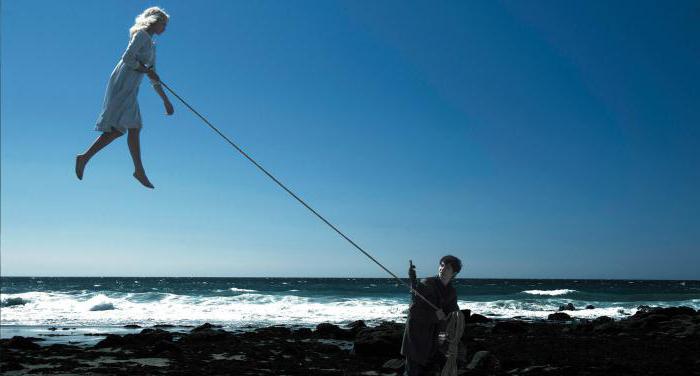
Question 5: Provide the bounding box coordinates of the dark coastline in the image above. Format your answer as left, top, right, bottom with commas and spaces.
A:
2, 306, 699, 375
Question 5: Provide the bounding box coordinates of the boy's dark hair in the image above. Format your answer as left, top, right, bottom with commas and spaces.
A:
440, 255, 462, 275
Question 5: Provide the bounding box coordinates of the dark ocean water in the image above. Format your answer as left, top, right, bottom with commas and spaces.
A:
2, 277, 699, 329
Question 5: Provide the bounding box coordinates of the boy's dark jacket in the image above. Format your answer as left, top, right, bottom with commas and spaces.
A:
400, 276, 459, 365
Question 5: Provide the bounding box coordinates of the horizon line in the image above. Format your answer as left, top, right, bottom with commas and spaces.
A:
1, 275, 698, 282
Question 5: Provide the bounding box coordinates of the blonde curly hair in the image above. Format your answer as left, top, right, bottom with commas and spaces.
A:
129, 6, 170, 37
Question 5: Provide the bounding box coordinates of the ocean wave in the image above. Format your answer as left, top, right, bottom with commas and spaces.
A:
458, 300, 636, 320
521, 289, 576, 296
2, 290, 698, 328
0, 291, 408, 327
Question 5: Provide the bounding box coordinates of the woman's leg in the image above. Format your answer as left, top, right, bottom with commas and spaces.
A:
127, 128, 154, 189
76, 130, 124, 179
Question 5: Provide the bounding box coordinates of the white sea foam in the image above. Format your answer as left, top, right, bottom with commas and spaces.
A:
2, 291, 698, 328
0, 291, 408, 327
229, 287, 257, 293
521, 289, 576, 296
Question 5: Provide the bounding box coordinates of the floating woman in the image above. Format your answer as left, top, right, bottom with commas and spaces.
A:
76, 7, 174, 189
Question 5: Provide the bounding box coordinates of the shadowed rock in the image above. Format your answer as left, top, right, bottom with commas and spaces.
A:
2, 336, 42, 350
255, 325, 292, 337
292, 327, 313, 338
467, 350, 500, 371
468, 313, 492, 323
492, 320, 528, 334
353, 322, 404, 356
631, 306, 697, 320
593, 316, 614, 325
548, 312, 572, 321
95, 329, 174, 349
559, 303, 575, 311
315, 322, 354, 340
347, 320, 367, 336
192, 323, 223, 332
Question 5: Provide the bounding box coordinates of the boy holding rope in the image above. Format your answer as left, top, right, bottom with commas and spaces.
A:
401, 255, 462, 376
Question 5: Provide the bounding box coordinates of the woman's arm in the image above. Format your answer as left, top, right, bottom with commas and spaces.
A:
151, 82, 174, 115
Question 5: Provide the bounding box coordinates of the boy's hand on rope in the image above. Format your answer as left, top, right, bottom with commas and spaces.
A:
436, 309, 446, 321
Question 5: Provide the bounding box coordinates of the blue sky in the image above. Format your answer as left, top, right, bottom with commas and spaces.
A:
2, 0, 698, 279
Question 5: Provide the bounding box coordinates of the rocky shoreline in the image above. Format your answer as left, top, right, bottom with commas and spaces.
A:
2, 306, 699, 375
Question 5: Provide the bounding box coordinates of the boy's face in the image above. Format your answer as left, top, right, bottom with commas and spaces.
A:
439, 261, 455, 280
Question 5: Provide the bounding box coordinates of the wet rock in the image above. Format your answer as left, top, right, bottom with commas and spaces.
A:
292, 327, 313, 339
89, 302, 115, 311
586, 305, 596, 309
1, 297, 28, 307
2, 336, 42, 350
94, 334, 124, 348
124, 324, 141, 329
353, 322, 404, 356
468, 313, 492, 323
315, 322, 353, 340
492, 320, 528, 334
548, 312, 572, 321
467, 350, 500, 371
192, 323, 222, 332
348, 320, 367, 335
559, 303, 575, 311
48, 326, 57, 331
593, 316, 614, 325
382, 358, 405, 370
632, 306, 697, 321
255, 325, 292, 337
0, 361, 23, 371
153, 324, 175, 328
593, 322, 621, 335
151, 339, 182, 357
185, 328, 231, 343
520, 365, 559, 374
314, 342, 342, 354
638, 314, 671, 329
94, 329, 174, 349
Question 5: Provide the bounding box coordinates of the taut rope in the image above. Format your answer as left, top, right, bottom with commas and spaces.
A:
159, 80, 440, 311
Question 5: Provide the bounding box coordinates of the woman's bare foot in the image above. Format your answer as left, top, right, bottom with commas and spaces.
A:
133, 170, 155, 189
75, 155, 88, 180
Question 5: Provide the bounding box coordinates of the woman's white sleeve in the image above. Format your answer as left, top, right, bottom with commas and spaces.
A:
121, 31, 147, 70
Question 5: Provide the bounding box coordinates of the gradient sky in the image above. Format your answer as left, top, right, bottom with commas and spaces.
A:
2, 0, 699, 279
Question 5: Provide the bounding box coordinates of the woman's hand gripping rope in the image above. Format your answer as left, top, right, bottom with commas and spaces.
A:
138, 63, 174, 116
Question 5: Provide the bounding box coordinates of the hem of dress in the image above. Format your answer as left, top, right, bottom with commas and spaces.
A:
94, 124, 142, 134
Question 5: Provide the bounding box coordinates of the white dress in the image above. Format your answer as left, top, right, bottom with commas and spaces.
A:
95, 30, 156, 133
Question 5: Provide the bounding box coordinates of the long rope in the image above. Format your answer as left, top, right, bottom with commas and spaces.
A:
441, 310, 465, 376
158, 80, 440, 312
